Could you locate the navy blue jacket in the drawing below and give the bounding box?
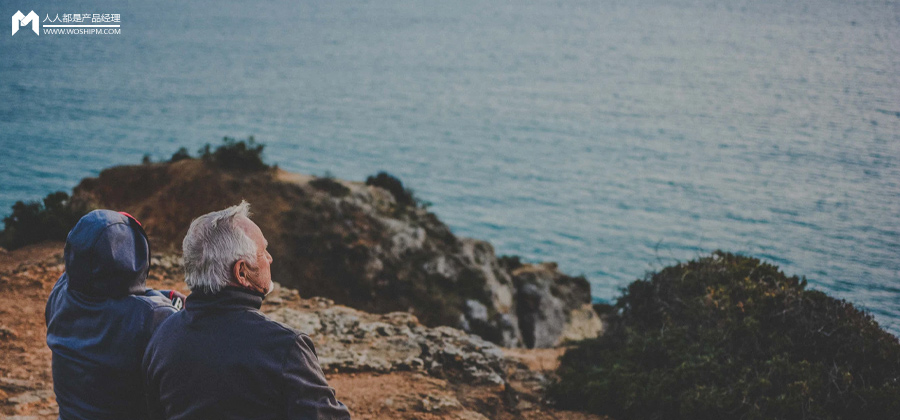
[143,287,351,420]
[46,210,178,420]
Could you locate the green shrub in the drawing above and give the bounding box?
[549,251,900,420]
[310,176,350,197]
[365,172,417,207]
[169,147,192,162]
[0,192,89,250]
[199,136,269,172]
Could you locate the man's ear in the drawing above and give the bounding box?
[233,260,250,287]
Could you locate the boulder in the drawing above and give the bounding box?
[512,263,602,348]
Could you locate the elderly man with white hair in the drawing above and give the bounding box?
[143,201,351,420]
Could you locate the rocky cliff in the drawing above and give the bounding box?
[0,244,608,420]
[68,159,601,348]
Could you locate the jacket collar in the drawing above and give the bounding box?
[186,286,265,311]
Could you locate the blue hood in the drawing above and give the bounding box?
[64,209,150,298]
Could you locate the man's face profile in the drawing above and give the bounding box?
[234,216,274,295]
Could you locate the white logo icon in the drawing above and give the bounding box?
[12,10,39,36]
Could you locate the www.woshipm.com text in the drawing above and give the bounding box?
[43,28,121,35]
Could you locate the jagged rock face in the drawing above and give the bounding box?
[71,160,601,347]
[266,298,508,385]
[511,263,603,348]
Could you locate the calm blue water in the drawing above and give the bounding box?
[2,0,898,334]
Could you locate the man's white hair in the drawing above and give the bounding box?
[182,201,257,294]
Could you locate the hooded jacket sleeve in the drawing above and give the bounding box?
[281,334,351,419]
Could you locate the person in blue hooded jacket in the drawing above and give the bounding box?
[45,209,181,420]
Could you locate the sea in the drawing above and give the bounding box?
[1,0,898,335]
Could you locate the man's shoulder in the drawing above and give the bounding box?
[243,309,304,340]
[145,306,307,352]
[230,310,314,365]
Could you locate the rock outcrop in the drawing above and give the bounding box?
[70,159,602,347]
[509,262,603,348]
[265,289,509,385]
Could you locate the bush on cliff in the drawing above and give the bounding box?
[548,252,900,420]
[198,136,269,172]
[365,172,417,208]
[310,175,350,197]
[170,147,192,162]
[0,192,89,250]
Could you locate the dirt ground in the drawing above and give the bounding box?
[0,242,606,420]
